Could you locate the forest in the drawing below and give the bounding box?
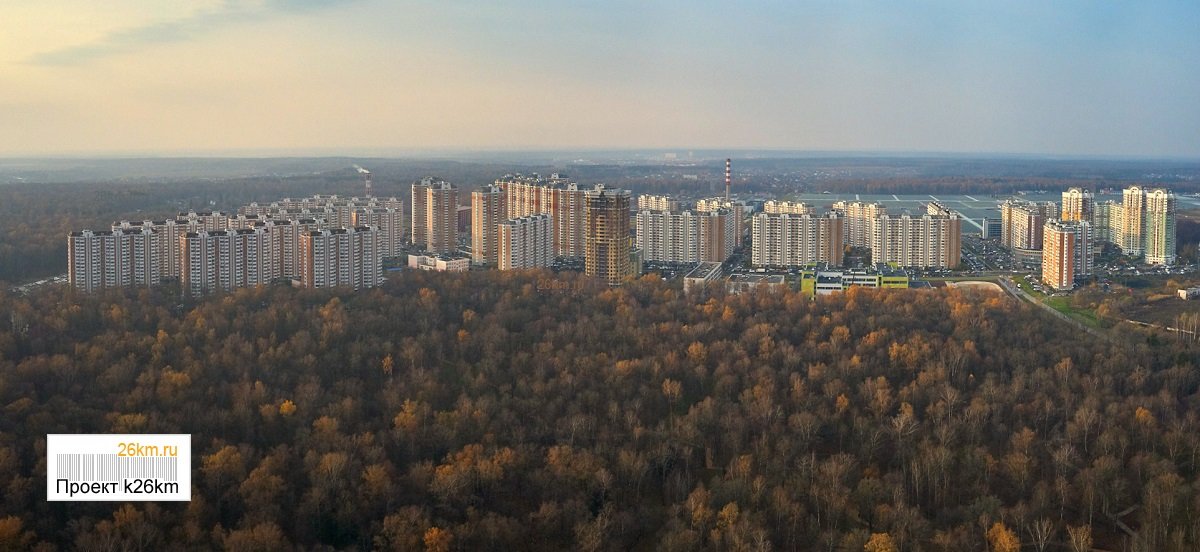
[1,270,1199,551]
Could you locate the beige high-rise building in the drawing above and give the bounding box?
[696,198,748,247]
[411,178,459,254]
[498,174,586,258]
[498,214,553,270]
[1121,186,1146,255]
[1061,188,1094,222]
[833,201,887,247]
[585,185,633,285]
[697,209,735,263]
[411,179,429,247]
[353,208,404,258]
[471,185,507,265]
[298,226,381,290]
[750,212,844,267]
[763,200,814,215]
[1043,220,1092,291]
[870,214,961,269]
[637,195,679,212]
[1000,200,1049,250]
[1145,188,1176,265]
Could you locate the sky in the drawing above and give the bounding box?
[2,1,1198,158]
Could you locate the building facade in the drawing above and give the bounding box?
[497,214,553,271]
[1145,188,1177,265]
[298,226,381,290]
[750,212,844,267]
[1042,220,1093,291]
[470,185,507,265]
[1061,188,1094,222]
[833,201,887,247]
[870,214,962,269]
[585,186,633,285]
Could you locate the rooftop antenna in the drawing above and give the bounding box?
[354,165,372,197]
[725,158,731,202]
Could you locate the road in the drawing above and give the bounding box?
[996,277,1110,340]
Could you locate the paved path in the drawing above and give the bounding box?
[997,277,1109,340]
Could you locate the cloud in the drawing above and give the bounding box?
[25,0,353,66]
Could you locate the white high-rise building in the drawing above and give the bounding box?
[636,210,701,263]
[832,201,887,247]
[870,214,962,269]
[1145,188,1176,265]
[751,212,844,267]
[497,214,553,271]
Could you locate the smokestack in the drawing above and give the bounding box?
[354,165,372,198]
[725,158,731,202]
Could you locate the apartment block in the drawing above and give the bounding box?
[1145,188,1177,265]
[471,185,507,265]
[1042,220,1093,291]
[750,212,844,267]
[870,214,961,269]
[585,185,633,285]
[497,214,553,270]
[833,201,887,247]
[298,226,381,290]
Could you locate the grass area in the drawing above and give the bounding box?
[1014,278,1046,298]
[923,275,1000,283]
[1043,296,1108,328]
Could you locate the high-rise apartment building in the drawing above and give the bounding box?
[498,174,587,258]
[697,209,735,263]
[1092,201,1117,243]
[1061,188,1094,222]
[1121,186,1146,255]
[352,208,404,258]
[870,214,961,269]
[229,227,273,289]
[180,230,233,296]
[585,186,633,285]
[636,210,701,263]
[411,178,459,254]
[763,200,815,215]
[497,214,553,270]
[833,201,887,247]
[471,185,507,265]
[411,179,429,248]
[68,228,162,292]
[1000,200,1053,251]
[637,195,680,212]
[750,212,844,267]
[696,198,748,247]
[1145,188,1176,265]
[298,226,381,290]
[1042,220,1093,291]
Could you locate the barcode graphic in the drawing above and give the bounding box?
[56,454,178,482]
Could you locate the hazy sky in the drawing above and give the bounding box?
[3,1,1198,157]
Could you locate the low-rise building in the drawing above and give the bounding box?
[407,254,470,272]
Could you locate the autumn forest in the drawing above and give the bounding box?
[0,269,1197,551]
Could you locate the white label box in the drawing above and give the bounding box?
[46,434,191,501]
